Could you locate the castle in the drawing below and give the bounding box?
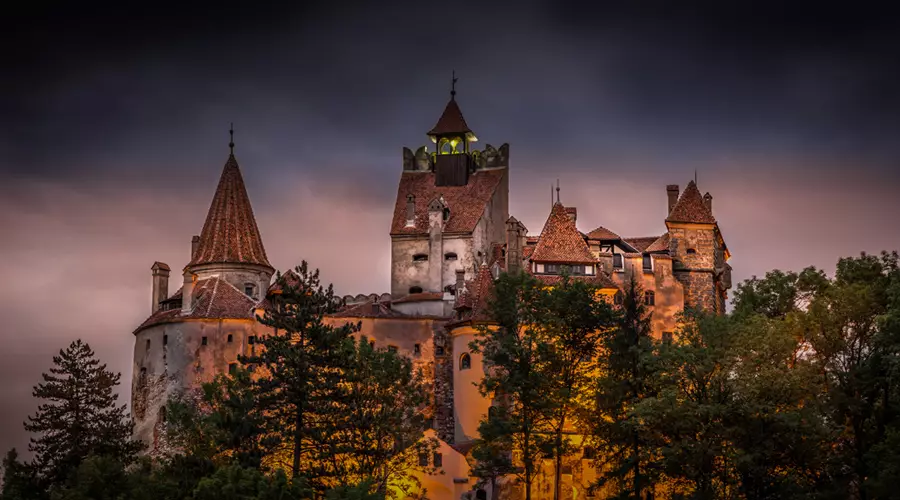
[131,89,732,499]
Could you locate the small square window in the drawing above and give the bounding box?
[418,452,429,467]
[248,336,256,345]
[388,345,398,353]
[435,346,445,356]
[201,336,208,346]
[227,334,233,343]
[414,344,421,355]
[433,452,443,468]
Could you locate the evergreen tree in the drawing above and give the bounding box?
[23,340,140,487]
[591,278,660,499]
[241,262,358,491]
[470,271,556,500]
[470,406,515,500]
[1,449,46,500]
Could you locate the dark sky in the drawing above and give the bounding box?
[2,0,899,458]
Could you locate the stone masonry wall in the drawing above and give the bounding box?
[433,323,455,444]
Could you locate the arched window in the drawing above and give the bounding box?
[444,252,458,261]
[413,254,428,262]
[409,286,423,294]
[459,352,472,370]
[644,291,655,306]
[687,248,697,255]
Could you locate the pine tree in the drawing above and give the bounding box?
[1,449,46,500]
[23,340,140,487]
[591,277,660,498]
[241,262,358,492]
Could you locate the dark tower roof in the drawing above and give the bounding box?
[188,154,272,269]
[428,98,475,138]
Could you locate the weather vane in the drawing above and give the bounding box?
[451,70,458,98]
[229,123,234,155]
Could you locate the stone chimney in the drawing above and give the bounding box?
[506,217,522,275]
[667,185,680,215]
[151,262,170,314]
[181,269,196,313]
[191,235,200,260]
[703,192,713,215]
[565,207,577,223]
[427,197,446,293]
[405,195,416,227]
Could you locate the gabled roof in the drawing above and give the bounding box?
[329,300,409,319]
[666,180,715,224]
[390,169,506,236]
[135,277,258,333]
[586,226,622,240]
[645,233,670,253]
[454,264,495,323]
[428,98,474,138]
[189,154,272,269]
[530,203,596,264]
[624,236,660,252]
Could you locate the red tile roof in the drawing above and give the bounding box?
[390,169,506,236]
[645,233,670,253]
[189,155,272,269]
[329,300,408,319]
[666,180,715,224]
[530,203,596,264]
[586,226,621,240]
[534,273,620,290]
[428,98,473,137]
[134,277,258,333]
[454,264,495,323]
[392,292,444,304]
[624,236,659,252]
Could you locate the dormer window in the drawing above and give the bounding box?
[443,207,451,221]
[612,253,624,270]
[642,255,652,272]
[444,252,458,261]
[412,254,428,262]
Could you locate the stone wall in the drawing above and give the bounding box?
[674,270,716,312]
[433,324,455,444]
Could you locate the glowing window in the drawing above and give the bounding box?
[460,353,472,370]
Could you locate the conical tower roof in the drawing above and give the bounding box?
[666,180,716,224]
[428,97,474,138]
[188,154,272,269]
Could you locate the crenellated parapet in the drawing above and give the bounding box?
[402,143,510,173]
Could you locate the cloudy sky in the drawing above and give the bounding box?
[2,0,899,457]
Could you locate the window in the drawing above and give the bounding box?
[614,292,624,305]
[369,340,375,348]
[544,264,560,274]
[476,490,488,500]
[459,353,471,370]
[613,253,624,270]
[643,254,652,271]
[412,254,428,262]
[433,452,443,468]
[146,339,151,351]
[248,336,256,345]
[388,345,398,353]
[442,207,450,221]
[414,344,421,355]
[140,367,147,377]
[163,335,168,346]
[687,248,697,255]
[229,363,237,374]
[644,291,655,306]
[244,284,255,297]
[444,284,456,296]
[444,252,458,261]
[600,243,613,253]
[569,264,585,275]
[662,331,674,344]
[409,286,423,294]
[583,446,596,460]
[201,336,208,346]
[418,452,429,467]
[227,334,233,343]
[435,345,445,356]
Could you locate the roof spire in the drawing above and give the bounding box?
[229,123,235,155]
[451,70,458,99]
[694,168,698,185]
[556,179,561,203]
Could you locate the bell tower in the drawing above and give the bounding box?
[428,72,478,186]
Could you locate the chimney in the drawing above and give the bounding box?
[191,235,200,260]
[565,207,577,223]
[667,185,679,215]
[506,217,522,275]
[703,192,713,215]
[151,262,170,314]
[181,269,196,313]
[406,195,416,227]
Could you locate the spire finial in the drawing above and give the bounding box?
[694,169,698,185]
[229,123,235,155]
[451,70,458,99]
[556,179,561,203]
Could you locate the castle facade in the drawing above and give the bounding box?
[131,91,731,499]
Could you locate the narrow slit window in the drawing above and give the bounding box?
[163,335,168,346]
[227,334,233,343]
[414,344,421,355]
[412,254,428,262]
[201,336,208,346]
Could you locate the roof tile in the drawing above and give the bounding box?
[530,203,596,264]
[666,180,715,224]
[135,277,258,333]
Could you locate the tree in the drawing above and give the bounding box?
[242,262,358,490]
[192,464,310,500]
[470,271,555,500]
[591,278,660,499]
[23,340,141,487]
[539,274,616,500]
[1,449,46,500]
[731,267,828,320]
[470,407,515,500]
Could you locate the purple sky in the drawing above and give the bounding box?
[2,0,899,458]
